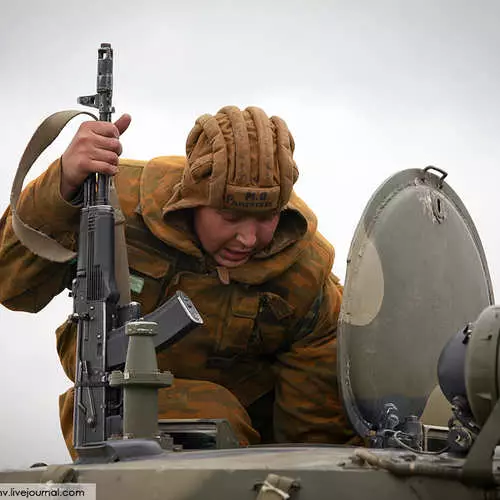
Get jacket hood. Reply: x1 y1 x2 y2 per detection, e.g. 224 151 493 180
139 156 323 285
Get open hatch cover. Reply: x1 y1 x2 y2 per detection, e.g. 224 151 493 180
338 167 494 437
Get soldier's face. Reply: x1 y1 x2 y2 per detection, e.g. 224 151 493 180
193 206 280 268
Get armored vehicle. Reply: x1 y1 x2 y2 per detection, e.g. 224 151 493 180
2 165 500 499
2 45 500 500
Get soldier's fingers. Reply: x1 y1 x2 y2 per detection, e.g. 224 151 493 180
90 148 119 167
93 135 122 156
88 160 119 177
88 120 121 138
114 114 131 136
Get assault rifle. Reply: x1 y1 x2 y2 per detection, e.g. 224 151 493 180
71 43 203 463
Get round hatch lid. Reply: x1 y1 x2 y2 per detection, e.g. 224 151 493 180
338 167 494 437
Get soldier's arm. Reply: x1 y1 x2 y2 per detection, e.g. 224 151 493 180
0 158 80 312
1 114 129 312
273 274 356 444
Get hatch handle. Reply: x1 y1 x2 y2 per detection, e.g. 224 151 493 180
423 166 448 188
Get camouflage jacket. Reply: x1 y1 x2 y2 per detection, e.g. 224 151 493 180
0 156 352 444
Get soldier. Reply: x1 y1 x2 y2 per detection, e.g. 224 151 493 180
0 106 353 458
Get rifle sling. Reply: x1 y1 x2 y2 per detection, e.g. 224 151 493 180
10 110 131 304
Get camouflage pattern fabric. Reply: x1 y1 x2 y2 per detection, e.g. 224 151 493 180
0 156 355 456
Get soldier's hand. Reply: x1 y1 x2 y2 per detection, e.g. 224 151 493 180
60 113 132 200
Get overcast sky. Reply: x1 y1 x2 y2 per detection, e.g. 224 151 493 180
1 0 500 468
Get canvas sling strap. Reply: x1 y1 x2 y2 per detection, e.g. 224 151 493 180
10 110 131 305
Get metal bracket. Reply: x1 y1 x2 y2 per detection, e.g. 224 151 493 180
462 397 500 486
254 474 300 499
423 165 448 189
40 465 76 483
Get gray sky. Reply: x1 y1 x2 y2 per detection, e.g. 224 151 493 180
1 0 500 468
